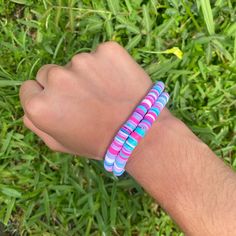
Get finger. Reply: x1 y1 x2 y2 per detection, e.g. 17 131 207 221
36 64 58 88
19 80 43 109
23 115 74 154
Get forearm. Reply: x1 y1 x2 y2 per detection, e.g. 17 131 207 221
126 110 236 235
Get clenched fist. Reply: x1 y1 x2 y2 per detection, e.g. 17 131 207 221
19 42 158 159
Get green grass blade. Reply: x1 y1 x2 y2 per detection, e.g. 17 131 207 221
125 34 142 51
43 189 50 222
124 0 133 13
0 80 22 87
116 16 140 34
9 0 30 5
199 0 215 35
1 187 21 198
234 35 236 60
107 0 119 15
212 39 233 61
142 4 151 33
105 19 113 39
3 198 15 225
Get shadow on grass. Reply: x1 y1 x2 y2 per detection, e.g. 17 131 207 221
0 222 16 236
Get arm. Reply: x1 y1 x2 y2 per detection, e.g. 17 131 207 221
19 41 236 235
126 110 236 235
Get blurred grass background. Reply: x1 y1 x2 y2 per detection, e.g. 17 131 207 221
0 0 235 235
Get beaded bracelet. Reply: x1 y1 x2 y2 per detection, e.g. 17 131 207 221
112 91 169 176
104 81 165 172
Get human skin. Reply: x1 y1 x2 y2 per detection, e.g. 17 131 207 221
19 42 236 235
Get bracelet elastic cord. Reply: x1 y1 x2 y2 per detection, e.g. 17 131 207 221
104 81 165 172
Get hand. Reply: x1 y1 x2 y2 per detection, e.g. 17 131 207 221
20 42 162 159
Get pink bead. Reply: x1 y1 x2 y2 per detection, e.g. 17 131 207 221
145 114 155 123
117 131 128 140
108 146 119 155
149 111 157 119
121 147 131 155
130 131 142 142
129 116 139 125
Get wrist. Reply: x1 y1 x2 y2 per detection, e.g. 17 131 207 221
125 108 176 173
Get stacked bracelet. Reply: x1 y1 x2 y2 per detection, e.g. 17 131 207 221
113 91 169 176
104 81 165 172
104 81 169 176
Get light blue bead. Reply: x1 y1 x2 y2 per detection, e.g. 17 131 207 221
153 85 162 94
137 105 147 113
115 135 125 143
125 121 135 130
124 142 134 151
121 127 130 135
113 169 125 176
150 107 160 116
159 97 166 105
104 160 113 167
127 136 138 146
135 126 145 137
115 160 126 168
142 119 152 126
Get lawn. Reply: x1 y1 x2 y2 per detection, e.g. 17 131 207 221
0 0 235 235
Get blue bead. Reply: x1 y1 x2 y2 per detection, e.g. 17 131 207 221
121 127 129 135
128 136 138 145
142 119 152 126
150 107 160 116
153 85 162 94
124 142 134 151
159 97 166 105
135 126 146 137
104 160 113 166
115 135 125 143
137 105 147 113
126 137 138 148
115 160 126 168
113 169 125 176
124 121 135 130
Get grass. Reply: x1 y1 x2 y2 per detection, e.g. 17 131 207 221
0 0 235 235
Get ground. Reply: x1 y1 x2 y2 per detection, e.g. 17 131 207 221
0 0 235 235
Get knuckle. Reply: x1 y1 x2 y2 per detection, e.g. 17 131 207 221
47 66 68 85
47 66 65 78
70 53 93 68
25 96 45 119
36 64 54 76
96 41 122 54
